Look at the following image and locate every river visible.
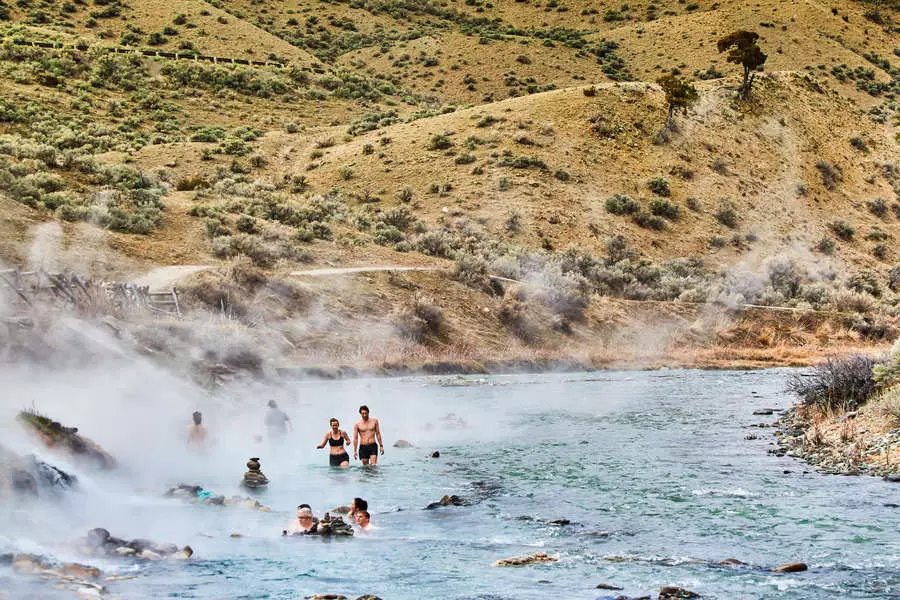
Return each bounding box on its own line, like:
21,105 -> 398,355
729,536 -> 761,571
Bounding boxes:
2,368 -> 898,599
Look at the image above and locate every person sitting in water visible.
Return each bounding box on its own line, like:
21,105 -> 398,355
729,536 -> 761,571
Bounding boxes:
316,418 -> 351,468
348,497 -> 368,523
285,506 -> 317,535
187,411 -> 208,446
265,400 -> 293,441
355,510 -> 373,531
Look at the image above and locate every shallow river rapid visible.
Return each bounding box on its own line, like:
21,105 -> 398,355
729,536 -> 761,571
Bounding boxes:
2,368 -> 898,599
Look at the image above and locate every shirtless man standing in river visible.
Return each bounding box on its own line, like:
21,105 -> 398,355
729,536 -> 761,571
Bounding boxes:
353,405 -> 384,466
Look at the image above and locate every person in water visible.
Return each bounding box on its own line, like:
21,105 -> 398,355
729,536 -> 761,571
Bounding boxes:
355,510 -> 373,531
317,418 -> 351,467
285,506 -> 317,535
348,497 -> 368,523
187,411 -> 208,446
353,405 -> 384,465
265,400 -> 293,441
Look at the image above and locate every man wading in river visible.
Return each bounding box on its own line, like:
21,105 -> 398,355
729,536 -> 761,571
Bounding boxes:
353,405 -> 384,466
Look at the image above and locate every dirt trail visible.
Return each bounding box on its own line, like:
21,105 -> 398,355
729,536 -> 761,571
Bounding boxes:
132,265 -> 211,291
289,266 -> 443,277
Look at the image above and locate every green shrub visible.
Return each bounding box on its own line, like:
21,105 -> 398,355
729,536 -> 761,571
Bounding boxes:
714,201 -> 738,228
649,197 -> 680,220
647,176 -> 670,196
427,134 -> 453,150
829,220 -> 855,240
605,194 -> 639,215
236,214 -> 260,234
867,197 -> 888,218
632,212 -> 666,230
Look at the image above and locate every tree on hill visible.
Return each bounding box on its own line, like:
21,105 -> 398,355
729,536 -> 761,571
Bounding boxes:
717,30 -> 767,98
657,75 -> 699,130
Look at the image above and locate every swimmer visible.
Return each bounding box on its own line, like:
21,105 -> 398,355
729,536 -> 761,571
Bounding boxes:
187,411 -> 208,446
355,510 -> 373,531
353,405 -> 384,466
348,497 -> 368,523
265,400 -> 293,441
285,506 -> 317,535
316,418 -> 351,467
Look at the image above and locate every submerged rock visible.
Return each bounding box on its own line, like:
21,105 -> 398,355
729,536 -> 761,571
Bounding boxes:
493,552 -> 558,567
772,562 -> 808,573
392,440 -> 414,448
165,483 -> 271,511
424,494 -> 468,509
17,411 -> 116,470
80,528 -> 192,560
659,586 -> 700,599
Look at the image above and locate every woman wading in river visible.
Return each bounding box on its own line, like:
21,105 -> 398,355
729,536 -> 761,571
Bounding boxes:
317,418 -> 351,467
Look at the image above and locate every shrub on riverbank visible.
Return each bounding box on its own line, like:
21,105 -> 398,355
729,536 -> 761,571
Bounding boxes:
786,354 -> 879,411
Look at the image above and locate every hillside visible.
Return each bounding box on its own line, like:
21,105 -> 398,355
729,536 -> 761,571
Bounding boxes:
0,0 -> 898,372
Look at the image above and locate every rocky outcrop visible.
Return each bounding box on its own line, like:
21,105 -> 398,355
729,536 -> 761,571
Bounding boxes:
492,552 -> 557,567
659,586 -> 700,599
241,457 -> 269,489
78,528 -> 192,560
17,411 -> 116,470
164,484 -> 271,511
0,445 -> 76,499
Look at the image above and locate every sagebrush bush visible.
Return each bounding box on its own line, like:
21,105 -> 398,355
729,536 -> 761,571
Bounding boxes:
829,220 -> 855,241
714,202 -> 738,228
605,194 -> 639,215
649,197 -> 680,220
647,176 -> 670,196
786,355 -> 879,411
394,295 -> 443,343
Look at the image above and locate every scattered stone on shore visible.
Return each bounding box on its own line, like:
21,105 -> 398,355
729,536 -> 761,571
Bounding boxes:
80,528 -> 192,560
658,585 -> 700,599
165,483 -> 271,511
392,440 -> 414,448
2,552 -> 107,597
241,457 -> 269,489
424,494 -> 468,509
772,562 -> 808,573
16,411 -> 116,470
493,553 -> 558,567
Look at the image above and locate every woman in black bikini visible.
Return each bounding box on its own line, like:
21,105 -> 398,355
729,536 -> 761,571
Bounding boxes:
317,418 -> 351,467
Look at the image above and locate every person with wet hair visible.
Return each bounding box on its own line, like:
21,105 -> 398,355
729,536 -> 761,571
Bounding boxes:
355,510 -> 373,531
284,505 -> 317,535
187,411 -> 207,446
316,418 -> 351,467
353,405 -> 384,466
348,497 -> 368,522
265,400 -> 293,441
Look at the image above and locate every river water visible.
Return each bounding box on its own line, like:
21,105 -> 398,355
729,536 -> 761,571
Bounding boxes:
2,368 -> 898,599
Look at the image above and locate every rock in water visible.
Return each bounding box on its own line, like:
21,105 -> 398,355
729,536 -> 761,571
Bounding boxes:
17,411 -> 116,470
314,514 -> 354,537
659,586 -> 700,599
28,455 -> 77,491
392,440 -> 414,448
241,457 -> 269,489
772,562 -> 808,573
493,553 -> 558,567
883,474 -> 900,483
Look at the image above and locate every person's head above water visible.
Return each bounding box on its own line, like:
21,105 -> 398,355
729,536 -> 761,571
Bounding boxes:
192,411 -> 202,425
359,405 -> 369,419
330,418 -> 339,430
356,510 -> 370,528
267,400 -> 278,409
351,497 -> 368,512
298,503 -> 311,510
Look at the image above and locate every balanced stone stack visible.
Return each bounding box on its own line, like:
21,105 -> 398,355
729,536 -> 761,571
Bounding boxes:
241,457 -> 269,489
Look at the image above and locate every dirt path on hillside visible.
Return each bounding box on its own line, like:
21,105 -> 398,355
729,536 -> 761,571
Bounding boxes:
289,266 -> 443,277
132,265 -> 211,291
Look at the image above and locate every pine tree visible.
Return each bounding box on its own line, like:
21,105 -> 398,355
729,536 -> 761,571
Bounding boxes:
717,30 -> 767,98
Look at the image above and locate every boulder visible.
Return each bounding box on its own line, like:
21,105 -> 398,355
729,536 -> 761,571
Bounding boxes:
355,596 -> 384,600
493,552 -> 558,567
772,562 -> 808,573
424,494 -> 467,510
306,595 -> 347,600
329,505 -> 352,514
883,474 -> 900,483
752,409 -> 775,415
82,529 -> 191,560
431,451 -> 440,458
313,514 -> 354,537
596,583 -> 624,590
658,586 -> 700,599
241,457 -> 269,489
392,440 -> 414,448
17,411 -> 116,470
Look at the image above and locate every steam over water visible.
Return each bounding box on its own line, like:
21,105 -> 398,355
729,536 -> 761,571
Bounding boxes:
2,365 -> 898,599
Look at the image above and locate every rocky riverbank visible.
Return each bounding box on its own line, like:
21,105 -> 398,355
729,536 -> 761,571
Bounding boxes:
775,394 -> 900,478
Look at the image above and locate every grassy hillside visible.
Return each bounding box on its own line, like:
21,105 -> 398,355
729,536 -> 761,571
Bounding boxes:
0,0 -> 898,368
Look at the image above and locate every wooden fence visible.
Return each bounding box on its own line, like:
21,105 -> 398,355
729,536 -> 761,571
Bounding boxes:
0,266 -> 181,318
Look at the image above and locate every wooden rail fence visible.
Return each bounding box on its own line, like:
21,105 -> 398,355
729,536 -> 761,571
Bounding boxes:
0,266 -> 181,318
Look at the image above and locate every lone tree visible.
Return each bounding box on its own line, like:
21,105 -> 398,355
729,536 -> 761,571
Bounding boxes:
657,75 -> 699,130
717,30 -> 767,98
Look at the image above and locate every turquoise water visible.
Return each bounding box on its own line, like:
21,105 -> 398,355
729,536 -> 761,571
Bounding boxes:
2,368 -> 899,599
